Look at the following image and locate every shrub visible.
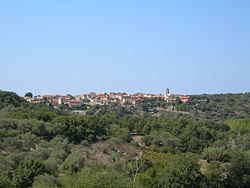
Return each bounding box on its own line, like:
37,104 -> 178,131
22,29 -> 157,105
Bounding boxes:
33,174 -> 62,188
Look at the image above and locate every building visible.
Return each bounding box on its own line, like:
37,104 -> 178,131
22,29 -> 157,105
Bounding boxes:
69,100 -> 83,107
164,88 -> 190,103
179,96 -> 190,103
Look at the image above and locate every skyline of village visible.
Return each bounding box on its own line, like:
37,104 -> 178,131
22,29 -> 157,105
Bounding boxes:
23,88 -> 190,108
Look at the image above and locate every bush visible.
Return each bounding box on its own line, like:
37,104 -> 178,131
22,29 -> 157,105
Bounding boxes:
61,162 -> 133,188
59,152 -> 85,173
0,170 -> 13,188
227,152 -> 250,187
202,147 -> 230,162
142,131 -> 179,148
33,174 -> 62,188
108,124 -> 132,143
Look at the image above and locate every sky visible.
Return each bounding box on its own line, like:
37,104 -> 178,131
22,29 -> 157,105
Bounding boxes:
0,0 -> 249,96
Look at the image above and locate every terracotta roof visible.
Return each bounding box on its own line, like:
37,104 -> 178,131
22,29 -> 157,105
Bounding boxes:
70,100 -> 82,103
180,96 -> 190,99
43,95 -> 52,98
98,94 -> 107,97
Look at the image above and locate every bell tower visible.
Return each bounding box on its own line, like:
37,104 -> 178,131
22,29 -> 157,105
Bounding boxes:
166,88 -> 170,96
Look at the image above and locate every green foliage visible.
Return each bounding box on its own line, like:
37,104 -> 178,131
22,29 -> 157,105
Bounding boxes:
61,162 -> 133,188
227,134 -> 250,152
0,170 -> 13,188
226,118 -> 250,134
59,151 -> 85,173
227,152 -> 250,187
202,147 -> 230,162
20,133 -> 39,150
137,154 -> 204,188
43,149 -> 68,172
32,174 -> 62,188
12,160 -> 49,188
30,137 -> 70,162
24,92 -> 33,98
11,103 -> 63,122
142,98 -> 167,108
108,124 -> 132,142
177,93 -> 250,121
53,115 -> 107,143
128,157 -> 153,175
175,97 -> 183,105
0,91 -> 25,110
142,149 -> 173,164
204,161 -> 228,188
161,154 -> 204,187
178,120 -> 226,153
142,131 -> 179,148
0,90 -> 250,187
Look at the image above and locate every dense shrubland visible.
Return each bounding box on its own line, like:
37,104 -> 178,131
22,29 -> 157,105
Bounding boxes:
0,91 -> 250,187
176,93 -> 250,120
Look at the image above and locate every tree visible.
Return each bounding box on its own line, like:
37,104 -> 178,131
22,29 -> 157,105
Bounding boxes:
142,131 -> 179,148
3,136 -> 23,152
12,160 -> 49,188
175,97 -> 183,105
137,154 -> 204,188
160,154 -> 204,187
179,123 -> 213,153
53,116 -> 107,143
31,121 -> 49,137
109,124 -> 132,143
59,152 -> 85,173
205,161 -> 227,188
0,91 -> 25,110
24,92 -> 33,98
202,147 -> 230,163
62,162 -> 133,188
227,152 -> 250,187
20,133 -> 39,151
0,170 -> 13,188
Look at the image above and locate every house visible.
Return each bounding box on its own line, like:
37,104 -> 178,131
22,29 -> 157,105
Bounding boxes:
69,100 -> 83,107
132,98 -> 145,104
173,94 -> 190,103
165,95 -> 176,103
179,96 -> 190,103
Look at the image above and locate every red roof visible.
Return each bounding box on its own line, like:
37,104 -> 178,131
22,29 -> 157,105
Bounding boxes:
70,100 -> 81,103
174,94 -> 183,97
180,96 -> 190,99
98,94 -> 107,97
43,95 -> 52,98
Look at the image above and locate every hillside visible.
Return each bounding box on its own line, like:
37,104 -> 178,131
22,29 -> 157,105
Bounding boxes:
176,93 -> 250,121
78,92 -> 250,122
0,91 -> 26,110
0,91 -> 250,188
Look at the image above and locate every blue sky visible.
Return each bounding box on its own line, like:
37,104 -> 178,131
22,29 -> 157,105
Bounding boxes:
0,0 -> 249,96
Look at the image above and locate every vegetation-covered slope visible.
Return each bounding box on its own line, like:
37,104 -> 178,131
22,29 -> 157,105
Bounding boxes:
176,93 -> 250,120
0,91 -> 26,110
0,91 -> 250,188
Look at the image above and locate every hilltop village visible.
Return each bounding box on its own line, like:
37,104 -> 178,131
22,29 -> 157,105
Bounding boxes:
23,88 -> 190,108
